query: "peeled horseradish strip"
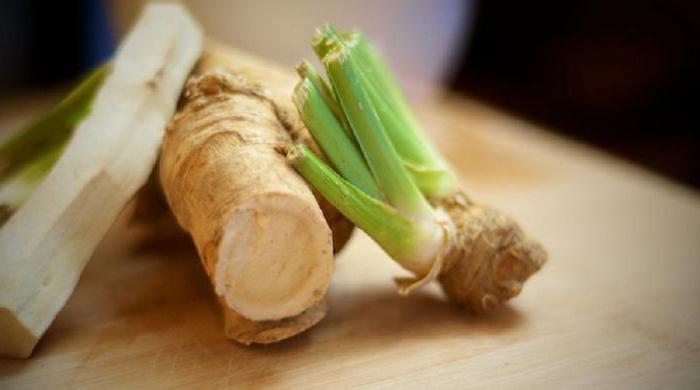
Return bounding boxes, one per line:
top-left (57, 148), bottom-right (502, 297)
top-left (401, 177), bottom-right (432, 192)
top-left (0, 4), bottom-right (202, 358)
top-left (159, 43), bottom-right (354, 344)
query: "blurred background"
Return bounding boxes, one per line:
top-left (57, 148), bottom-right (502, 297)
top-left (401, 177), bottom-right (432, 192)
top-left (1, 0), bottom-right (698, 187)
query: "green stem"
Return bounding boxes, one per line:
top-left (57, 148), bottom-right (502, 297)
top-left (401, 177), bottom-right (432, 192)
top-left (296, 60), bottom-right (352, 139)
top-left (361, 71), bottom-right (457, 197)
top-left (320, 34), bottom-right (433, 218)
top-left (293, 76), bottom-right (381, 199)
top-left (345, 32), bottom-right (458, 197)
top-left (290, 145), bottom-right (441, 272)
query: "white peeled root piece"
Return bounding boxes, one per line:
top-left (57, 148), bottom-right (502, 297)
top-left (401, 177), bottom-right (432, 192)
top-left (0, 4), bottom-right (202, 358)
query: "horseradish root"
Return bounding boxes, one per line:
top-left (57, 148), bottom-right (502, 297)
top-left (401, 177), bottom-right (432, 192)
top-left (220, 297), bottom-right (327, 345)
top-left (0, 4), bottom-right (202, 358)
top-left (192, 44), bottom-right (354, 252)
top-left (431, 193), bottom-right (547, 310)
top-left (159, 44), bottom-right (351, 344)
top-left (291, 26), bottom-right (546, 312)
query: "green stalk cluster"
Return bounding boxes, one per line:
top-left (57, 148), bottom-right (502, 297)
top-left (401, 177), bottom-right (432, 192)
top-left (0, 65), bottom-right (107, 210)
top-left (341, 31), bottom-right (457, 198)
top-left (291, 25), bottom-right (455, 273)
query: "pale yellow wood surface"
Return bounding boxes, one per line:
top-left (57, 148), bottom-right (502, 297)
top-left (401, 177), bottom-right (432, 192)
top-left (1, 96), bottom-right (699, 388)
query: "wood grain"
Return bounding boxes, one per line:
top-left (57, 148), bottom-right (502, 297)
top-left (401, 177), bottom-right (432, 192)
top-left (1, 96), bottom-right (699, 388)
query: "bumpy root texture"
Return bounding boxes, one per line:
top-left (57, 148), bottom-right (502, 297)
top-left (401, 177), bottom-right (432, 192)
top-left (195, 43), bottom-right (354, 252)
top-left (221, 298), bottom-right (327, 345)
top-left (159, 43), bottom-right (352, 344)
top-left (434, 192), bottom-right (547, 311)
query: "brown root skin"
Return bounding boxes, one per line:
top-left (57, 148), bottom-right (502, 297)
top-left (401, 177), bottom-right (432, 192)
top-left (132, 173), bottom-right (352, 255)
top-left (317, 193), bottom-right (355, 252)
top-left (131, 169), bottom-right (353, 253)
top-left (433, 192), bottom-right (547, 311)
top-left (193, 43), bottom-right (354, 253)
top-left (162, 71), bottom-right (331, 322)
top-left (221, 298), bottom-right (327, 345)
top-left (159, 43), bottom-right (353, 345)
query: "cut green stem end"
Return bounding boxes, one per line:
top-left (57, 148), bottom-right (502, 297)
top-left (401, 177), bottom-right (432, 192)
top-left (296, 60), bottom-right (350, 136)
top-left (293, 75), bottom-right (381, 199)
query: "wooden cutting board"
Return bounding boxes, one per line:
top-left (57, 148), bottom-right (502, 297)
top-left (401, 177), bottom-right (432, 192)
top-left (1, 96), bottom-right (699, 388)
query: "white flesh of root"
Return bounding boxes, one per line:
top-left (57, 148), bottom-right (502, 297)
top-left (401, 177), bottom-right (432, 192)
top-left (216, 194), bottom-right (333, 321)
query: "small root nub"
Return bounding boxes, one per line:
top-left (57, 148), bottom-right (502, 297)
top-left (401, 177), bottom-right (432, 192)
top-left (433, 192), bottom-right (547, 311)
